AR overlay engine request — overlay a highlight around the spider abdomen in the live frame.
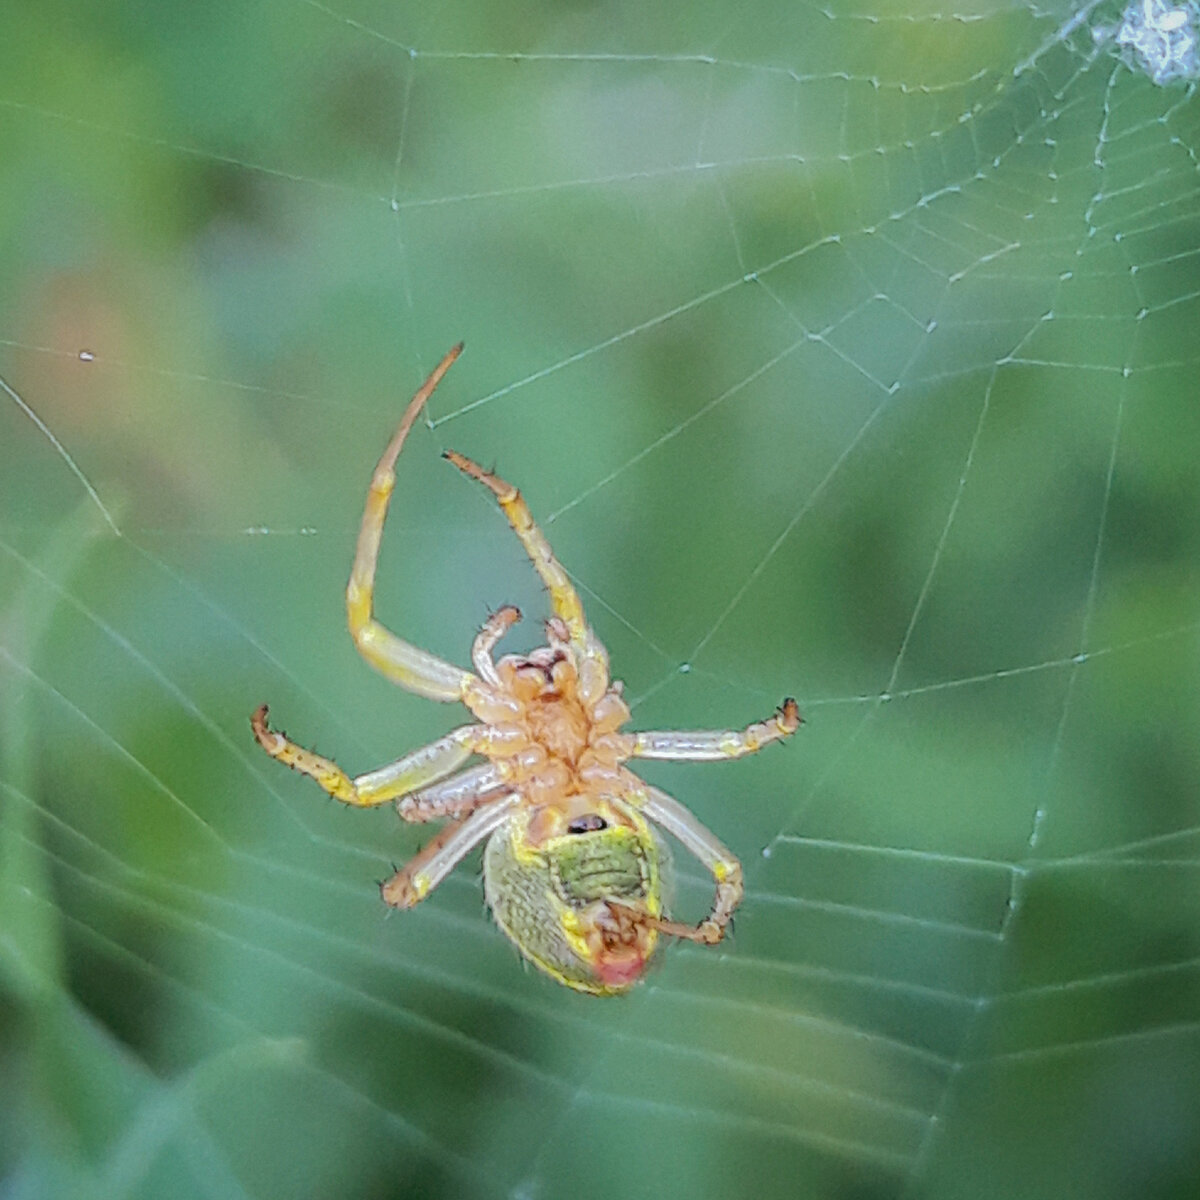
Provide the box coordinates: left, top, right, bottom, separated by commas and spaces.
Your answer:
483, 802, 668, 994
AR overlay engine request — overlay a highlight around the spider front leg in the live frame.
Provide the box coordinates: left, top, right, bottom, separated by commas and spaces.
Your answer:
345, 343, 476, 702
624, 775, 744, 945
251, 707, 522, 807
632, 699, 801, 762
443, 449, 610, 700
381, 794, 518, 908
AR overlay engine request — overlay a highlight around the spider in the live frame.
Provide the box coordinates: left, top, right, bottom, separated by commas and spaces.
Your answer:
251, 344, 800, 994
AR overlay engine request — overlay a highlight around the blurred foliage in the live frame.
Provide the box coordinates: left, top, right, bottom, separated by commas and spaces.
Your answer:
2, 1, 1200, 1198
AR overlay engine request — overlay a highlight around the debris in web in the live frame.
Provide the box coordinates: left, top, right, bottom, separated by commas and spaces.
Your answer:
1095, 0, 1200, 83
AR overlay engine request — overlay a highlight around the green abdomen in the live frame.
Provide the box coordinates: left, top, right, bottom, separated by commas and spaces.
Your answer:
550, 830, 647, 904
482, 813, 668, 993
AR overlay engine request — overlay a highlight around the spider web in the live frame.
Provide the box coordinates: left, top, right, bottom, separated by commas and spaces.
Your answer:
2, 1, 1199, 1197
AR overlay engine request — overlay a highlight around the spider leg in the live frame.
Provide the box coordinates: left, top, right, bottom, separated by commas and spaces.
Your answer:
345, 344, 476, 702
623, 774, 743, 945
395, 762, 508, 822
471, 605, 521, 685
381, 794, 519, 908
632, 699, 801, 762
251, 706, 523, 807
442, 448, 610, 697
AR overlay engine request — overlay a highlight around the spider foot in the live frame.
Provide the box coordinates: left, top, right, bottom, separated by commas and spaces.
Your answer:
777, 698, 803, 735
250, 704, 285, 754
642, 913, 726, 945
380, 871, 426, 909
443, 449, 516, 502
250, 703, 359, 803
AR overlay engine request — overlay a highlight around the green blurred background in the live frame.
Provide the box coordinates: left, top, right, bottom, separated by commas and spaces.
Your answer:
2, 1, 1199, 1198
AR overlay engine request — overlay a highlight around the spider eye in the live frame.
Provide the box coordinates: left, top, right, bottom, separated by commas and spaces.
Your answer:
566, 814, 608, 835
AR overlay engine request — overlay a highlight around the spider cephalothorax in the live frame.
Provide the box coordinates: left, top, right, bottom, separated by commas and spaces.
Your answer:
252, 344, 800, 994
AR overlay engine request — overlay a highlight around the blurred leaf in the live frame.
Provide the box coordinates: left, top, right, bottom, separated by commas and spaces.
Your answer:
2, 2, 1199, 1198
